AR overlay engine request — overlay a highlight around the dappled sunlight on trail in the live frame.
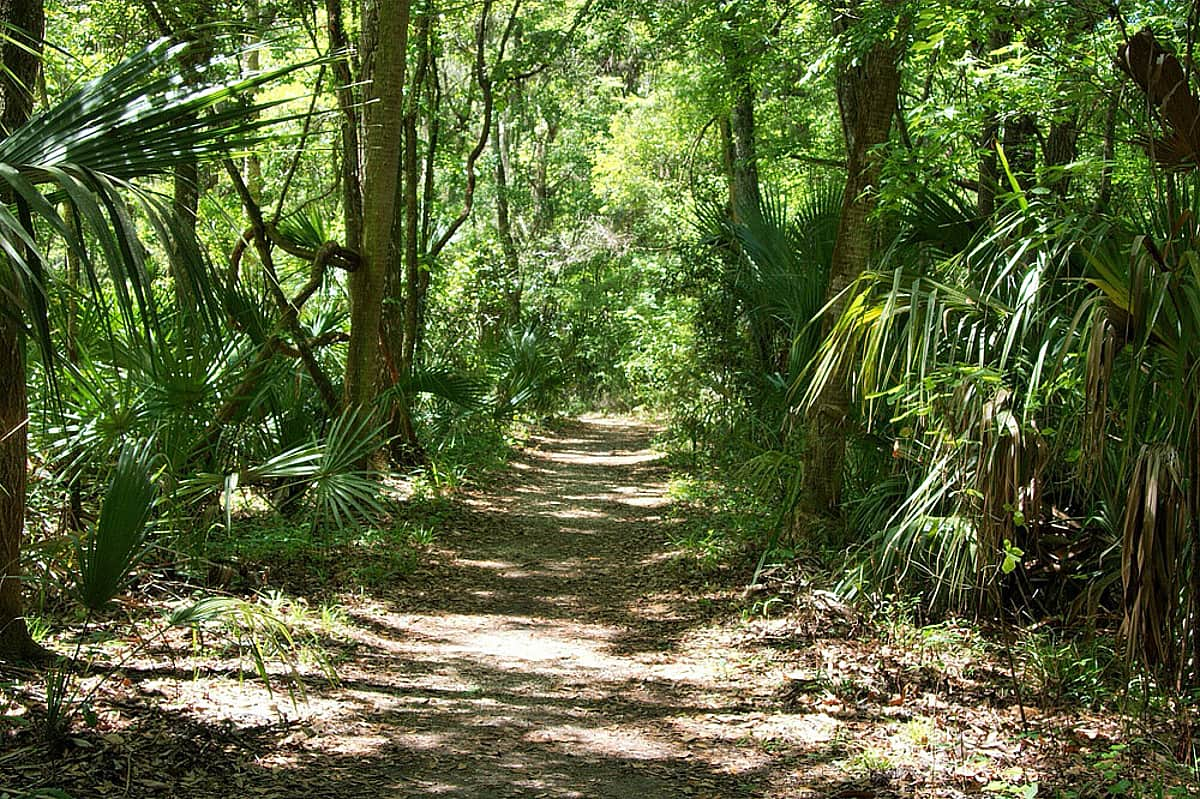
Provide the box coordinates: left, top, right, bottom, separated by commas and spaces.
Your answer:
16, 416, 836, 798
270, 415, 775, 796
103, 415, 777, 798
19, 414, 1113, 798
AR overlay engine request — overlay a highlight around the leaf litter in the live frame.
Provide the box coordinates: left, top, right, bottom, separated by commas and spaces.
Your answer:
1, 416, 1195, 797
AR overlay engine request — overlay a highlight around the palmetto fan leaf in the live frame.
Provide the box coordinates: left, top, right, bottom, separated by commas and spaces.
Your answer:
492, 325, 563, 415
0, 37, 323, 368
183, 406, 389, 536
692, 185, 840, 412
275, 203, 333, 254
73, 440, 157, 610
0, 37, 306, 175
384, 365, 490, 411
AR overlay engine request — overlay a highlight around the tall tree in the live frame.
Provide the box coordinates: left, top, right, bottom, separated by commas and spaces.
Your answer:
717, 0, 763, 225
0, 0, 45, 662
343, 0, 412, 408
801, 0, 903, 518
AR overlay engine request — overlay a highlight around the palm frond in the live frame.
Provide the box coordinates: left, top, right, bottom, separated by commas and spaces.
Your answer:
491, 325, 563, 416
0, 37, 317, 176
73, 440, 157, 610
184, 406, 388, 535
2, 36, 324, 374
275, 203, 332, 254
385, 365, 490, 410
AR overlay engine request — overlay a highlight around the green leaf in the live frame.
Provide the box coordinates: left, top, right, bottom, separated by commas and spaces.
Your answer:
1000, 539, 1024, 575
73, 441, 157, 610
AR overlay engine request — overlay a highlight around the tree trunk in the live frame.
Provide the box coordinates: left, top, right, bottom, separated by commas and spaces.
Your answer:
393, 32, 424, 459
243, 0, 264, 201
171, 154, 199, 312
378, 5, 430, 461
493, 111, 521, 328
1003, 112, 1038, 189
1096, 89, 1119, 212
727, 84, 762, 225
0, 0, 45, 662
977, 110, 1000, 218
327, 0, 362, 253
976, 26, 1009, 218
801, 2, 902, 519
164, 31, 212, 318
343, 0, 411, 409
530, 118, 556, 236
0, 270, 36, 660
1042, 116, 1078, 198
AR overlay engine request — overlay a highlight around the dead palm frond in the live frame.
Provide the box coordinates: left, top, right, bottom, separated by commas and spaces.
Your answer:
1120, 444, 1185, 673
804, 193, 1094, 614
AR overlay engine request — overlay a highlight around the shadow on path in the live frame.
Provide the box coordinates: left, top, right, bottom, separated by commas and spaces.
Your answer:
21, 417, 790, 798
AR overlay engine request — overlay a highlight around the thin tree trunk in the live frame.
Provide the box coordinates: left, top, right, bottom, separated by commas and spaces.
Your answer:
530, 118, 556, 236
801, 1, 902, 519
1096, 89, 1119, 212
727, 84, 762, 225
0, 0, 45, 662
393, 29, 425, 458
171, 154, 199, 312
343, 0, 411, 409
142, 8, 211, 317
244, 0, 264, 200
62, 203, 82, 532
976, 26, 1008, 218
1003, 112, 1039, 189
399, 8, 430, 394
493, 111, 521, 328
327, 0, 362, 253
1043, 115, 1078, 198
978, 110, 1000, 218
413, 27, 440, 364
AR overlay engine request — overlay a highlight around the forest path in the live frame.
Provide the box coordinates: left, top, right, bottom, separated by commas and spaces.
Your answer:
18, 416, 816, 798
16, 417, 1175, 797
293, 415, 773, 797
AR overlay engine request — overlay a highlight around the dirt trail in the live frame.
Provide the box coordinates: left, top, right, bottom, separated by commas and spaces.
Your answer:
304, 415, 769, 797
12, 416, 1180, 798
126, 415, 779, 798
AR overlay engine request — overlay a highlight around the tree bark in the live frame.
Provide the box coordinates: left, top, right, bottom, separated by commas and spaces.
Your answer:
0, 0, 45, 662
1042, 115, 1078, 198
801, 1, 902, 519
493, 110, 521, 328
727, 84, 762, 225
976, 25, 1009, 218
171, 154, 200, 312
343, 0, 411, 409
327, 0, 362, 253
378, 4, 430, 460
977, 110, 1000, 218
716, 5, 762, 227
1095, 89, 1119, 212
1003, 112, 1038, 189
391, 19, 426, 459
530, 117, 556, 236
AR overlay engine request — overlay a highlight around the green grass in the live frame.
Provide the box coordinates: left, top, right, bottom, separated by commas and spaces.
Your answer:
664, 474, 774, 570
198, 511, 438, 592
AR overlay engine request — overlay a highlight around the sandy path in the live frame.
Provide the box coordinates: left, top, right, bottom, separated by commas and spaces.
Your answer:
183, 412, 772, 791
296, 415, 767, 797
16, 416, 1169, 798
17, 416, 784, 798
